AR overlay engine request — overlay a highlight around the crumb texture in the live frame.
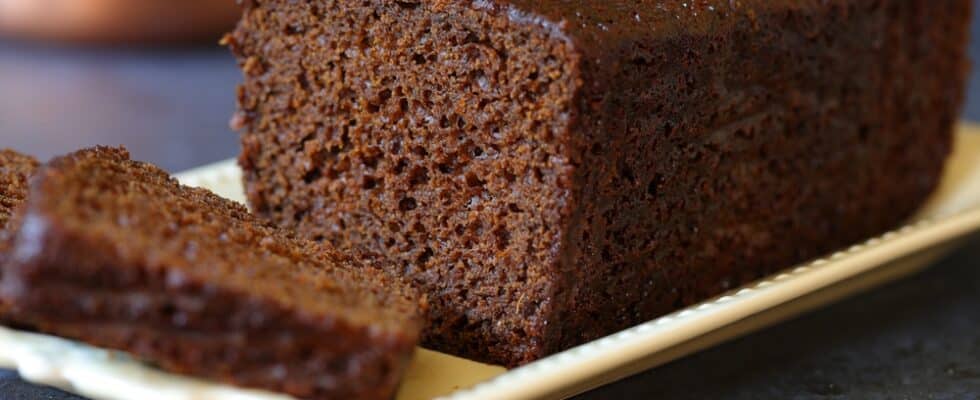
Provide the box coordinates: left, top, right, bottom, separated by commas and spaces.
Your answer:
230, 0, 972, 366
0, 149, 39, 319
0, 149, 38, 248
231, 0, 577, 365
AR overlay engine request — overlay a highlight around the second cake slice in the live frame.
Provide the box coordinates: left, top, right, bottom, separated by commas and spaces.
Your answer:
0, 147, 422, 400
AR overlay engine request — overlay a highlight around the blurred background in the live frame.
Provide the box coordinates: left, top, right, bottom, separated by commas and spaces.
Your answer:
1, 1, 980, 399
0, 0, 242, 171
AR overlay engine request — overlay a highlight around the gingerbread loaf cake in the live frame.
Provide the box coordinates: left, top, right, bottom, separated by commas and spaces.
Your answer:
0, 147, 423, 400
228, 0, 972, 366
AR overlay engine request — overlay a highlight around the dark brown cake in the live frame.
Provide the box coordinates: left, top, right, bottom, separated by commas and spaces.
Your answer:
227, 0, 972, 366
0, 147, 423, 400
0, 149, 39, 317
0, 149, 38, 246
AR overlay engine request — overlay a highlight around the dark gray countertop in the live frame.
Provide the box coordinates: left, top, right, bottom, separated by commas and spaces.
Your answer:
576, 243, 980, 400
2, 5, 980, 399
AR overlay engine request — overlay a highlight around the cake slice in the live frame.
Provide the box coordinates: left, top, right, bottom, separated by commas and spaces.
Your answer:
0, 147, 423, 400
228, 0, 971, 366
0, 149, 39, 317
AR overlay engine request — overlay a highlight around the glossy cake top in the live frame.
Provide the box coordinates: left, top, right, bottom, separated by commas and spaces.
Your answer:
467, 0, 826, 59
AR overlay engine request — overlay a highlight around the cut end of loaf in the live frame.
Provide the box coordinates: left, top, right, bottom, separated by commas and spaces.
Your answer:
230, 0, 581, 365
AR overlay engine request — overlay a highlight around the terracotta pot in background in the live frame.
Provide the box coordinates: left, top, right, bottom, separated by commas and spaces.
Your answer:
0, 0, 241, 45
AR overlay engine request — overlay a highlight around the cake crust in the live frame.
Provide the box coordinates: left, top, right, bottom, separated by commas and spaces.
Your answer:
229, 0, 972, 366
